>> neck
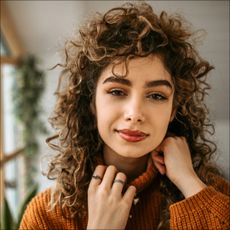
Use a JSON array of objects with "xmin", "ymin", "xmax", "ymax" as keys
[{"xmin": 103, "ymin": 149, "xmax": 149, "ymax": 181}]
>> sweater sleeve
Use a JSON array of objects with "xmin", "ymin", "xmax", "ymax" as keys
[{"xmin": 169, "ymin": 176, "xmax": 230, "ymax": 230}]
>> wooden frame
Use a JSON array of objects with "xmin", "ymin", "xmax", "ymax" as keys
[
  {"xmin": 0, "ymin": 148, "xmax": 25, "ymax": 168},
  {"xmin": 0, "ymin": 1, "xmax": 25, "ymax": 59},
  {"xmin": 0, "ymin": 62, "xmax": 3, "ymax": 206},
  {"xmin": 0, "ymin": 55, "xmax": 19, "ymax": 65},
  {"xmin": 0, "ymin": 1, "xmax": 25, "ymax": 206}
]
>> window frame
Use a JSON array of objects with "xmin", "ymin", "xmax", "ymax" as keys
[{"xmin": 0, "ymin": 1, "xmax": 25, "ymax": 207}]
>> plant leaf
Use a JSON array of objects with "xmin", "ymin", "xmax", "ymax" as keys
[
  {"xmin": 1, "ymin": 197, "xmax": 15, "ymax": 229},
  {"xmin": 15, "ymin": 183, "xmax": 39, "ymax": 229}
]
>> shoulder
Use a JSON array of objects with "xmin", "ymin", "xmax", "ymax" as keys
[
  {"xmin": 20, "ymin": 187, "xmax": 82, "ymax": 229},
  {"xmin": 27, "ymin": 187, "xmax": 52, "ymax": 212},
  {"xmin": 20, "ymin": 188, "xmax": 54, "ymax": 229},
  {"xmin": 206, "ymin": 172, "xmax": 230, "ymax": 196},
  {"xmin": 198, "ymin": 164, "xmax": 230, "ymax": 196}
]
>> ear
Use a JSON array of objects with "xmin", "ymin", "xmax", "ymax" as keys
[
  {"xmin": 170, "ymin": 108, "xmax": 176, "ymax": 122},
  {"xmin": 90, "ymin": 96, "xmax": 97, "ymax": 116}
]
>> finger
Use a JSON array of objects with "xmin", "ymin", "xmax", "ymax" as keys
[
  {"xmin": 111, "ymin": 172, "xmax": 127, "ymax": 196},
  {"xmin": 152, "ymin": 147, "xmax": 164, "ymax": 157},
  {"xmin": 123, "ymin": 185, "xmax": 136, "ymax": 208},
  {"xmin": 153, "ymin": 161, "xmax": 166, "ymax": 175},
  {"xmin": 154, "ymin": 145, "xmax": 162, "ymax": 153},
  {"xmin": 89, "ymin": 165, "xmax": 106, "ymax": 189},
  {"xmin": 100, "ymin": 165, "xmax": 117, "ymax": 190},
  {"xmin": 152, "ymin": 154, "xmax": 164, "ymax": 164}
]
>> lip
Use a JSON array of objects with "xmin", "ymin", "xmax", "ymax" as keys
[{"xmin": 116, "ymin": 129, "xmax": 148, "ymax": 142}]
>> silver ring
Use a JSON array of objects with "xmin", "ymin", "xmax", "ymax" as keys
[
  {"xmin": 113, "ymin": 179, "xmax": 125, "ymax": 185},
  {"xmin": 92, "ymin": 175, "xmax": 102, "ymax": 180}
]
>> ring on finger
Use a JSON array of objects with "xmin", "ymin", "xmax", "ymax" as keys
[
  {"xmin": 92, "ymin": 175, "xmax": 102, "ymax": 180},
  {"xmin": 113, "ymin": 179, "xmax": 125, "ymax": 185}
]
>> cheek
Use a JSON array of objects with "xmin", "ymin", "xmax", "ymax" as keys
[
  {"xmin": 151, "ymin": 108, "xmax": 173, "ymax": 133},
  {"xmin": 95, "ymin": 96, "xmax": 111, "ymax": 129},
  {"xmin": 95, "ymin": 90, "xmax": 118, "ymax": 118}
]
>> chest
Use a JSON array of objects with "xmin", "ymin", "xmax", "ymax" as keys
[{"xmin": 126, "ymin": 187, "xmax": 163, "ymax": 230}]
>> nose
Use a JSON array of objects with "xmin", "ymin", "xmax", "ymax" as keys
[{"xmin": 124, "ymin": 98, "xmax": 145, "ymax": 123}]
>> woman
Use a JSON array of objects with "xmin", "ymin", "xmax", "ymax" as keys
[{"xmin": 20, "ymin": 2, "xmax": 229, "ymax": 229}]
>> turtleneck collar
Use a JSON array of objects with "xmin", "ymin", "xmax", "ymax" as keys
[
  {"xmin": 129, "ymin": 158, "xmax": 158, "ymax": 193},
  {"xmin": 94, "ymin": 154, "xmax": 159, "ymax": 194}
]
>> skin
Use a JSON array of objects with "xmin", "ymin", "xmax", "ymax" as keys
[
  {"xmin": 95, "ymin": 55, "xmax": 175, "ymax": 178},
  {"xmin": 87, "ymin": 55, "xmax": 206, "ymax": 229}
]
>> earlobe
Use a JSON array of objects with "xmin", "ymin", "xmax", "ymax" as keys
[
  {"xmin": 90, "ymin": 101, "xmax": 98, "ymax": 129},
  {"xmin": 90, "ymin": 95, "xmax": 98, "ymax": 118},
  {"xmin": 90, "ymin": 102, "xmax": 96, "ymax": 115},
  {"xmin": 170, "ymin": 109, "xmax": 176, "ymax": 122}
]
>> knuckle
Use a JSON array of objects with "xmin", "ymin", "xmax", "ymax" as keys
[
  {"xmin": 116, "ymin": 172, "xmax": 126, "ymax": 180},
  {"xmin": 166, "ymin": 137, "xmax": 175, "ymax": 144},
  {"xmin": 168, "ymin": 137, "xmax": 174, "ymax": 141},
  {"xmin": 96, "ymin": 165, "xmax": 105, "ymax": 171},
  {"xmin": 99, "ymin": 187, "xmax": 109, "ymax": 197},
  {"xmin": 107, "ymin": 165, "xmax": 117, "ymax": 172}
]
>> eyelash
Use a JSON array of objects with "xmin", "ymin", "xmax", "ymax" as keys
[
  {"xmin": 108, "ymin": 89, "xmax": 127, "ymax": 96},
  {"xmin": 107, "ymin": 89, "xmax": 168, "ymax": 101},
  {"xmin": 147, "ymin": 93, "xmax": 167, "ymax": 101}
]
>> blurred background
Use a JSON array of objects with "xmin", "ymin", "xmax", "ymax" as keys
[{"xmin": 0, "ymin": 0, "xmax": 229, "ymax": 227}]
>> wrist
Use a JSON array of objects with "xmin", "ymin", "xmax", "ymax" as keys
[{"xmin": 176, "ymin": 172, "xmax": 207, "ymax": 198}]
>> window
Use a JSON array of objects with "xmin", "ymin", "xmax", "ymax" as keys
[
  {"xmin": 2, "ymin": 62, "xmax": 22, "ymax": 218},
  {"xmin": 1, "ymin": 1, "xmax": 25, "ymax": 218}
]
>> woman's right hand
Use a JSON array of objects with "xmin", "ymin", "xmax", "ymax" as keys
[{"xmin": 87, "ymin": 165, "xmax": 136, "ymax": 230}]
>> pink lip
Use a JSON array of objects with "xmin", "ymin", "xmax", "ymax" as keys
[{"xmin": 117, "ymin": 129, "xmax": 148, "ymax": 142}]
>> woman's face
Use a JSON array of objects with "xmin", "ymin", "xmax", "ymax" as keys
[{"xmin": 95, "ymin": 55, "xmax": 175, "ymax": 159}]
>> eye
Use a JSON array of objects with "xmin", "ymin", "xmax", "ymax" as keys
[
  {"xmin": 108, "ymin": 89, "xmax": 126, "ymax": 96},
  {"xmin": 147, "ymin": 93, "xmax": 167, "ymax": 101}
]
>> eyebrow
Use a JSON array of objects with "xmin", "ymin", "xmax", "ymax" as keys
[{"xmin": 103, "ymin": 76, "xmax": 173, "ymax": 89}]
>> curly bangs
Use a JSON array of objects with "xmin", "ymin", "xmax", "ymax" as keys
[{"xmin": 46, "ymin": 2, "xmax": 217, "ymax": 220}]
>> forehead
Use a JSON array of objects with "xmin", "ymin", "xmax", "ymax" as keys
[{"xmin": 99, "ymin": 55, "xmax": 173, "ymax": 84}]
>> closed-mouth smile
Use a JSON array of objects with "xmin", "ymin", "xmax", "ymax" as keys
[{"xmin": 116, "ymin": 129, "xmax": 149, "ymax": 142}]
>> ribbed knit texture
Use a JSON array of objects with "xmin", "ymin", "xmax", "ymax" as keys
[
  {"xmin": 20, "ymin": 165, "xmax": 230, "ymax": 230},
  {"xmin": 169, "ymin": 176, "xmax": 230, "ymax": 230}
]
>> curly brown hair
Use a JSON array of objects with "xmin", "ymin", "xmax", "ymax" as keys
[{"xmin": 46, "ymin": 2, "xmax": 221, "ymax": 228}]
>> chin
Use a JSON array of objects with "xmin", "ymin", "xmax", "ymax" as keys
[{"xmin": 117, "ymin": 150, "xmax": 149, "ymax": 159}]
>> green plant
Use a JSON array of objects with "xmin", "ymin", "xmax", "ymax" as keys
[
  {"xmin": 0, "ymin": 183, "xmax": 38, "ymax": 230},
  {"xmin": 12, "ymin": 55, "xmax": 48, "ymax": 188},
  {"xmin": 1, "ymin": 196, "xmax": 14, "ymax": 229}
]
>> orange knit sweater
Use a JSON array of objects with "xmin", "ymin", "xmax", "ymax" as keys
[{"xmin": 20, "ymin": 163, "xmax": 230, "ymax": 230}]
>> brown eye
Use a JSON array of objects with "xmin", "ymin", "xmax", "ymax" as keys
[
  {"xmin": 147, "ymin": 93, "xmax": 167, "ymax": 101},
  {"xmin": 109, "ymin": 89, "xmax": 126, "ymax": 96}
]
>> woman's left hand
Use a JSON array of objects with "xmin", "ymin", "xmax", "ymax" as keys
[{"xmin": 151, "ymin": 136, "xmax": 206, "ymax": 198}]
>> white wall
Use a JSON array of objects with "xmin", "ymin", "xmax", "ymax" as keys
[{"xmin": 213, "ymin": 121, "xmax": 229, "ymax": 180}]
